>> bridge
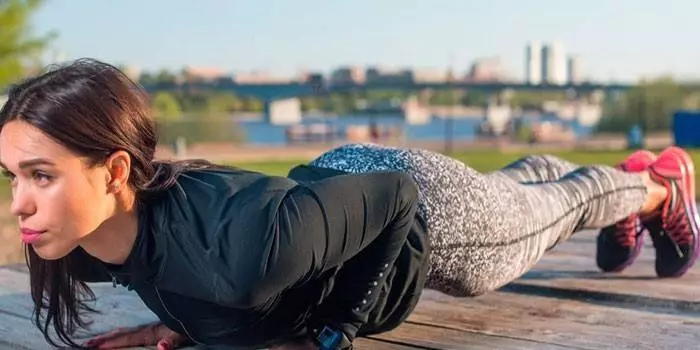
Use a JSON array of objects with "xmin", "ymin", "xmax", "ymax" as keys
[{"xmin": 141, "ymin": 80, "xmax": 639, "ymax": 101}]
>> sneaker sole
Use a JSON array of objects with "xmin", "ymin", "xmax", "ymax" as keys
[
  {"xmin": 653, "ymin": 147, "xmax": 700, "ymax": 277},
  {"xmin": 605, "ymin": 223, "xmax": 646, "ymax": 273}
]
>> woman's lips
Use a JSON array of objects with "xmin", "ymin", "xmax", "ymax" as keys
[{"xmin": 20, "ymin": 228, "xmax": 46, "ymax": 244}]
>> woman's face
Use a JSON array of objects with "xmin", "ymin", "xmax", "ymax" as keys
[{"xmin": 0, "ymin": 120, "xmax": 114, "ymax": 260}]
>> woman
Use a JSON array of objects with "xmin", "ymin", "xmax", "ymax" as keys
[{"xmin": 0, "ymin": 59, "xmax": 696, "ymax": 350}]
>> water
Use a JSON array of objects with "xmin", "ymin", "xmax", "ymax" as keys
[{"xmin": 236, "ymin": 114, "xmax": 594, "ymax": 145}]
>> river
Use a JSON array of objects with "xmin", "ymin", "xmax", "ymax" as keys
[{"xmin": 236, "ymin": 114, "xmax": 595, "ymax": 145}]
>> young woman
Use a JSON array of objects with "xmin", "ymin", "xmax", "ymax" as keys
[{"xmin": 0, "ymin": 59, "xmax": 697, "ymax": 350}]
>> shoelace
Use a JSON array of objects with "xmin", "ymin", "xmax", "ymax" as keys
[
  {"xmin": 661, "ymin": 180, "xmax": 691, "ymax": 257},
  {"xmin": 614, "ymin": 216, "xmax": 640, "ymax": 247}
]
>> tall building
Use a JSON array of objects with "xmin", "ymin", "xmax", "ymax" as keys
[
  {"xmin": 567, "ymin": 56, "xmax": 582, "ymax": 84},
  {"xmin": 541, "ymin": 42, "xmax": 567, "ymax": 85},
  {"xmin": 525, "ymin": 42, "xmax": 542, "ymax": 84}
]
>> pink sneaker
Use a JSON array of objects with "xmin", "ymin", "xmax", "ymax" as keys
[
  {"xmin": 643, "ymin": 146, "xmax": 699, "ymax": 277},
  {"xmin": 596, "ymin": 150, "xmax": 657, "ymax": 272}
]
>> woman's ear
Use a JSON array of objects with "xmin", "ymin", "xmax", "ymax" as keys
[{"xmin": 104, "ymin": 150, "xmax": 132, "ymax": 193}]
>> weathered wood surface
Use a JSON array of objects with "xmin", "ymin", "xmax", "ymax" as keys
[{"xmin": 2, "ymin": 230, "xmax": 699, "ymax": 349}]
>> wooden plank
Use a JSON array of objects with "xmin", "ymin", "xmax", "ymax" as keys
[
  {"xmin": 515, "ymin": 231, "xmax": 700, "ymax": 304},
  {"xmin": 404, "ymin": 289, "xmax": 700, "ymax": 350},
  {"xmin": 368, "ymin": 321, "xmax": 573, "ymax": 350},
  {"xmin": 354, "ymin": 337, "xmax": 425, "ymax": 349}
]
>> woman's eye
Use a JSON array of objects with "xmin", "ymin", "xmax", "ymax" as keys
[{"xmin": 32, "ymin": 171, "xmax": 52, "ymax": 185}]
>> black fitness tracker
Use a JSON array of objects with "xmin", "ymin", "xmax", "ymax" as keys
[{"xmin": 311, "ymin": 325, "xmax": 353, "ymax": 350}]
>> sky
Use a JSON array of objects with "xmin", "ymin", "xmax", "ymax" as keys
[{"xmin": 32, "ymin": 0, "xmax": 700, "ymax": 83}]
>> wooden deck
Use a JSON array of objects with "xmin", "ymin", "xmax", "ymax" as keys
[{"xmin": 2, "ymin": 230, "xmax": 699, "ymax": 349}]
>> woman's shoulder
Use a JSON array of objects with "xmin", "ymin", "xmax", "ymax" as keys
[
  {"xmin": 174, "ymin": 165, "xmax": 298, "ymax": 197},
  {"xmin": 152, "ymin": 165, "xmax": 300, "ymax": 226}
]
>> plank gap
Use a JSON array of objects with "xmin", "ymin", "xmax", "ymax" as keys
[{"xmin": 501, "ymin": 282, "xmax": 700, "ymax": 317}]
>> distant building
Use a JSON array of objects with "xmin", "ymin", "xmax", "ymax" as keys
[
  {"xmin": 467, "ymin": 57, "xmax": 504, "ymax": 82},
  {"xmin": 182, "ymin": 66, "xmax": 229, "ymax": 83},
  {"xmin": 525, "ymin": 42, "xmax": 542, "ymax": 84},
  {"xmin": 409, "ymin": 68, "xmax": 448, "ymax": 83},
  {"xmin": 567, "ymin": 55, "xmax": 583, "ymax": 84},
  {"xmin": 233, "ymin": 71, "xmax": 293, "ymax": 84},
  {"xmin": 541, "ymin": 43, "xmax": 567, "ymax": 85},
  {"xmin": 296, "ymin": 69, "xmax": 324, "ymax": 84},
  {"xmin": 330, "ymin": 66, "xmax": 366, "ymax": 85},
  {"xmin": 302, "ymin": 72, "xmax": 326, "ymax": 87},
  {"xmin": 365, "ymin": 66, "xmax": 412, "ymax": 84}
]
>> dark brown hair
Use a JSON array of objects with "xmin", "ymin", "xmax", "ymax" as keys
[{"xmin": 0, "ymin": 58, "xmax": 217, "ymax": 347}]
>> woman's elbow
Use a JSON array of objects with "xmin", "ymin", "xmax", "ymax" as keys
[{"xmin": 396, "ymin": 172, "xmax": 419, "ymax": 209}]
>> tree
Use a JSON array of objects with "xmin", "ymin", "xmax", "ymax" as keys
[
  {"xmin": 429, "ymin": 90, "xmax": 458, "ymax": 106},
  {"xmin": 0, "ymin": 0, "xmax": 56, "ymax": 89},
  {"xmin": 462, "ymin": 90, "xmax": 487, "ymax": 106},
  {"xmin": 241, "ymin": 97, "xmax": 264, "ymax": 112},
  {"xmin": 324, "ymin": 93, "xmax": 353, "ymax": 114},
  {"xmin": 206, "ymin": 92, "xmax": 242, "ymax": 114},
  {"xmin": 509, "ymin": 91, "xmax": 566, "ymax": 109},
  {"xmin": 300, "ymin": 96, "xmax": 322, "ymax": 112},
  {"xmin": 151, "ymin": 92, "xmax": 182, "ymax": 121},
  {"xmin": 141, "ymin": 69, "xmax": 178, "ymax": 85},
  {"xmin": 682, "ymin": 91, "xmax": 700, "ymax": 110},
  {"xmin": 598, "ymin": 77, "xmax": 686, "ymax": 133},
  {"xmin": 365, "ymin": 89, "xmax": 406, "ymax": 103}
]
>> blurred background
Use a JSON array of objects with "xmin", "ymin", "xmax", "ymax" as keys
[{"xmin": 1, "ymin": 0, "xmax": 700, "ymax": 265}]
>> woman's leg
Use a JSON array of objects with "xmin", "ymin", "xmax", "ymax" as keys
[
  {"xmin": 308, "ymin": 144, "xmax": 653, "ymax": 297},
  {"xmin": 487, "ymin": 154, "xmax": 579, "ymax": 183}
]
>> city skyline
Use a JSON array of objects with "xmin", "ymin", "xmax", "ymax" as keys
[
  {"xmin": 134, "ymin": 44, "xmax": 585, "ymax": 86},
  {"xmin": 32, "ymin": 0, "xmax": 700, "ymax": 83}
]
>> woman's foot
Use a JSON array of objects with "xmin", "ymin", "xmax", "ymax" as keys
[
  {"xmin": 642, "ymin": 146, "xmax": 700, "ymax": 278},
  {"xmin": 596, "ymin": 150, "xmax": 657, "ymax": 272}
]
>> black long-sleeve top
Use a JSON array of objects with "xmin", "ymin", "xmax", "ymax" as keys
[{"xmin": 70, "ymin": 164, "xmax": 430, "ymax": 348}]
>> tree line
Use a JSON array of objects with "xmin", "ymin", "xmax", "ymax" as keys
[{"xmin": 597, "ymin": 77, "xmax": 700, "ymax": 133}]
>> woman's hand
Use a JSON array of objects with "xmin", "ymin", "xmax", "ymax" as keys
[{"xmin": 83, "ymin": 322, "xmax": 188, "ymax": 349}]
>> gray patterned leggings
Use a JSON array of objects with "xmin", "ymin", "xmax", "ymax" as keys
[{"xmin": 308, "ymin": 144, "xmax": 648, "ymax": 297}]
